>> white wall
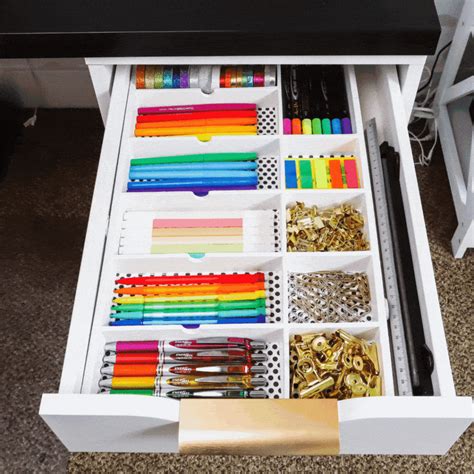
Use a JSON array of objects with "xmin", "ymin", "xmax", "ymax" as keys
[
  {"xmin": 0, "ymin": 58, "xmax": 97, "ymax": 108},
  {"xmin": 0, "ymin": 1, "xmax": 466, "ymax": 108}
]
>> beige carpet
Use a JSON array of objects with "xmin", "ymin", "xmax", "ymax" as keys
[{"xmin": 0, "ymin": 110, "xmax": 471, "ymax": 473}]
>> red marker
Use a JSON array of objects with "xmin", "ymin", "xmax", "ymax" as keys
[{"xmin": 115, "ymin": 273, "xmax": 265, "ymax": 286}]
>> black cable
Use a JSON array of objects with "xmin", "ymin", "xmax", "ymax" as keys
[{"xmin": 418, "ymin": 41, "xmax": 452, "ymax": 93}]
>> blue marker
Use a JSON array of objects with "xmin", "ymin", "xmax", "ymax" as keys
[
  {"xmin": 110, "ymin": 308, "xmax": 266, "ymax": 320},
  {"xmin": 109, "ymin": 315, "xmax": 266, "ymax": 326},
  {"xmin": 129, "ymin": 169, "xmax": 257, "ymax": 180},
  {"xmin": 127, "ymin": 177, "xmax": 258, "ymax": 190},
  {"xmin": 331, "ymin": 118, "xmax": 342, "ymax": 134}
]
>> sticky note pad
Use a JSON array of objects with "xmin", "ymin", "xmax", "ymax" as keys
[
  {"xmin": 298, "ymin": 160, "xmax": 313, "ymax": 189},
  {"xmin": 285, "ymin": 160, "xmax": 298, "ymax": 189},
  {"xmin": 329, "ymin": 159, "xmax": 344, "ymax": 188},
  {"xmin": 313, "ymin": 159, "xmax": 329, "ymax": 189},
  {"xmin": 344, "ymin": 159, "xmax": 359, "ymax": 188}
]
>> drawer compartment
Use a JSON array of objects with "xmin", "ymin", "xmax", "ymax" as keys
[{"xmin": 40, "ymin": 63, "xmax": 472, "ymax": 455}]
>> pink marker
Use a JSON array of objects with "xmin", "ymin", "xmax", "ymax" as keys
[
  {"xmin": 283, "ymin": 118, "xmax": 292, "ymax": 135},
  {"xmin": 138, "ymin": 103, "xmax": 257, "ymax": 115}
]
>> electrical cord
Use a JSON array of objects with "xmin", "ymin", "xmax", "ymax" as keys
[{"xmin": 417, "ymin": 41, "xmax": 452, "ymax": 93}]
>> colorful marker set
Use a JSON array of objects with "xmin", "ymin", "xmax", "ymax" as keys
[
  {"xmin": 136, "ymin": 65, "xmax": 277, "ymax": 91},
  {"xmin": 110, "ymin": 273, "xmax": 268, "ymax": 326},
  {"xmin": 285, "ymin": 157, "xmax": 360, "ymax": 189},
  {"xmin": 119, "ymin": 210, "xmax": 276, "ymax": 255},
  {"xmin": 99, "ymin": 337, "xmax": 269, "ymax": 398},
  {"xmin": 134, "ymin": 103, "xmax": 258, "ymax": 138},
  {"xmin": 127, "ymin": 152, "xmax": 259, "ymax": 193},
  {"xmin": 282, "ymin": 65, "xmax": 352, "ymax": 135}
]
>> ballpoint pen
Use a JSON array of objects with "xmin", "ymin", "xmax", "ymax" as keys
[
  {"xmin": 102, "ymin": 349, "xmax": 267, "ymax": 365},
  {"xmin": 100, "ymin": 388, "xmax": 267, "ymax": 398},
  {"xmin": 100, "ymin": 363, "xmax": 267, "ymax": 377},
  {"xmin": 98, "ymin": 374, "xmax": 267, "ymax": 390}
]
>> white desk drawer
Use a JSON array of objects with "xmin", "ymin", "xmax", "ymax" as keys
[{"xmin": 40, "ymin": 64, "xmax": 472, "ymax": 455}]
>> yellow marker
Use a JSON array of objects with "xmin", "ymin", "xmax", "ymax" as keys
[{"xmin": 135, "ymin": 125, "xmax": 257, "ymax": 137}]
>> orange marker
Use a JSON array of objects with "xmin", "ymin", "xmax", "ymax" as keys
[
  {"xmin": 135, "ymin": 117, "xmax": 257, "ymax": 129},
  {"xmin": 114, "ymin": 281, "xmax": 266, "ymax": 296},
  {"xmin": 291, "ymin": 118, "xmax": 302, "ymax": 134},
  {"xmin": 134, "ymin": 125, "xmax": 257, "ymax": 137}
]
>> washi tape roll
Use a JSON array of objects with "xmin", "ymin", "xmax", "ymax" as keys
[
  {"xmin": 224, "ymin": 67, "xmax": 233, "ymax": 88},
  {"xmin": 145, "ymin": 66, "xmax": 155, "ymax": 89},
  {"xmin": 173, "ymin": 68, "xmax": 181, "ymax": 88},
  {"xmin": 211, "ymin": 65, "xmax": 221, "ymax": 91},
  {"xmin": 235, "ymin": 66, "xmax": 243, "ymax": 87},
  {"xmin": 180, "ymin": 66, "xmax": 189, "ymax": 88},
  {"xmin": 253, "ymin": 67, "xmax": 264, "ymax": 87},
  {"xmin": 199, "ymin": 65, "xmax": 213, "ymax": 93},
  {"xmin": 230, "ymin": 67, "xmax": 238, "ymax": 88},
  {"xmin": 136, "ymin": 65, "xmax": 145, "ymax": 89},
  {"xmin": 264, "ymin": 65, "xmax": 277, "ymax": 86},
  {"xmin": 189, "ymin": 66, "xmax": 200, "ymax": 88},
  {"xmin": 163, "ymin": 67, "xmax": 173, "ymax": 88},
  {"xmin": 154, "ymin": 66, "xmax": 164, "ymax": 89}
]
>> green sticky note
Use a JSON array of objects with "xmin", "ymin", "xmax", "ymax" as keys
[
  {"xmin": 313, "ymin": 159, "xmax": 329, "ymax": 189},
  {"xmin": 299, "ymin": 160, "xmax": 313, "ymax": 189},
  {"xmin": 312, "ymin": 118, "xmax": 322, "ymax": 134}
]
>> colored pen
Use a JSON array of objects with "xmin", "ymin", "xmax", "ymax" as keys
[
  {"xmin": 113, "ymin": 290, "xmax": 267, "ymax": 305},
  {"xmin": 103, "ymin": 349, "xmax": 267, "ymax": 365},
  {"xmin": 136, "ymin": 117, "xmax": 257, "ymax": 128},
  {"xmin": 130, "ymin": 162, "xmax": 258, "ymax": 172},
  {"xmin": 99, "ymin": 374, "xmax": 267, "ymax": 390},
  {"xmin": 105, "ymin": 337, "xmax": 266, "ymax": 353},
  {"xmin": 115, "ymin": 273, "xmax": 265, "ymax": 286},
  {"xmin": 130, "ymin": 153, "xmax": 257, "ymax": 166},
  {"xmin": 128, "ymin": 170, "xmax": 257, "ymax": 180},
  {"xmin": 110, "ymin": 308, "xmax": 266, "ymax": 320},
  {"xmin": 109, "ymin": 315, "xmax": 266, "ymax": 326},
  {"xmin": 100, "ymin": 388, "xmax": 267, "ymax": 398},
  {"xmin": 114, "ymin": 281, "xmax": 265, "ymax": 296},
  {"xmin": 137, "ymin": 110, "xmax": 257, "ymax": 122},
  {"xmin": 127, "ymin": 184, "xmax": 257, "ymax": 193},
  {"xmin": 138, "ymin": 104, "xmax": 257, "ymax": 114},
  {"xmin": 112, "ymin": 299, "xmax": 267, "ymax": 313},
  {"xmin": 100, "ymin": 363, "xmax": 266, "ymax": 377},
  {"xmin": 126, "ymin": 177, "xmax": 258, "ymax": 188},
  {"xmin": 134, "ymin": 125, "xmax": 257, "ymax": 137}
]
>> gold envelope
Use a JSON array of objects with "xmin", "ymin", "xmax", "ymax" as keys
[{"xmin": 179, "ymin": 399, "xmax": 339, "ymax": 455}]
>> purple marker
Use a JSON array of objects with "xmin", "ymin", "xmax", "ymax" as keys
[{"xmin": 342, "ymin": 118, "xmax": 352, "ymax": 134}]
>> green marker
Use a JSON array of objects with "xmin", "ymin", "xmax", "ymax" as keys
[
  {"xmin": 104, "ymin": 389, "xmax": 154, "ymax": 396},
  {"xmin": 131, "ymin": 152, "xmax": 258, "ymax": 166},
  {"xmin": 322, "ymin": 118, "xmax": 332, "ymax": 134},
  {"xmin": 312, "ymin": 118, "xmax": 322, "ymax": 134}
]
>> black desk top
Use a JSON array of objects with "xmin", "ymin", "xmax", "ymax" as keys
[{"xmin": 0, "ymin": 0, "xmax": 440, "ymax": 58}]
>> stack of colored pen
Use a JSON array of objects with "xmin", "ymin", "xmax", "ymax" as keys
[
  {"xmin": 282, "ymin": 65, "xmax": 352, "ymax": 135},
  {"xmin": 285, "ymin": 157, "xmax": 360, "ymax": 189},
  {"xmin": 127, "ymin": 152, "xmax": 259, "ymax": 193},
  {"xmin": 119, "ymin": 210, "xmax": 276, "ymax": 255},
  {"xmin": 134, "ymin": 103, "xmax": 258, "ymax": 138},
  {"xmin": 99, "ymin": 337, "xmax": 269, "ymax": 399},
  {"xmin": 110, "ymin": 273, "xmax": 268, "ymax": 326},
  {"xmin": 136, "ymin": 65, "xmax": 277, "ymax": 90}
]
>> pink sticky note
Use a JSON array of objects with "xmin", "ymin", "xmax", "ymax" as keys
[
  {"xmin": 153, "ymin": 218, "xmax": 243, "ymax": 228},
  {"xmin": 344, "ymin": 160, "xmax": 359, "ymax": 188}
]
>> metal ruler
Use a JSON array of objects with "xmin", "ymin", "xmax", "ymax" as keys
[{"xmin": 365, "ymin": 118, "xmax": 413, "ymax": 396}]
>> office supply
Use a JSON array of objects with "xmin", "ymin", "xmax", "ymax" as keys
[
  {"xmin": 134, "ymin": 125, "xmax": 257, "ymax": 137},
  {"xmin": 115, "ymin": 273, "xmax": 265, "ymax": 286},
  {"xmin": 283, "ymin": 118, "xmax": 291, "ymax": 134},
  {"xmin": 130, "ymin": 162, "xmax": 257, "ymax": 172},
  {"xmin": 127, "ymin": 184, "xmax": 257, "ymax": 193},
  {"xmin": 281, "ymin": 65, "xmax": 352, "ymax": 135},
  {"xmin": 284, "ymin": 157, "xmax": 360, "ymax": 189},
  {"xmin": 130, "ymin": 152, "xmax": 257, "ymax": 166},
  {"xmin": 104, "ymin": 337, "xmax": 266, "ymax": 353},
  {"xmin": 138, "ymin": 104, "xmax": 256, "ymax": 115},
  {"xmin": 136, "ymin": 117, "xmax": 257, "ymax": 128},
  {"xmin": 109, "ymin": 315, "xmax": 266, "ymax": 326},
  {"xmin": 290, "ymin": 330, "xmax": 381, "ymax": 399},
  {"xmin": 99, "ymin": 374, "xmax": 267, "ymax": 390},
  {"xmin": 128, "ymin": 169, "xmax": 257, "ymax": 180},
  {"xmin": 100, "ymin": 363, "xmax": 266, "ymax": 377},
  {"xmin": 103, "ymin": 349, "xmax": 267, "ymax": 365},
  {"xmin": 366, "ymin": 118, "xmax": 412, "ymax": 395},
  {"xmin": 286, "ymin": 202, "xmax": 369, "ymax": 252},
  {"xmin": 100, "ymin": 389, "xmax": 267, "ymax": 399},
  {"xmin": 288, "ymin": 271, "xmax": 372, "ymax": 323},
  {"xmin": 137, "ymin": 110, "xmax": 257, "ymax": 123}
]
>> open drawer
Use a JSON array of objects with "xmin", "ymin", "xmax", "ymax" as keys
[{"xmin": 40, "ymin": 63, "xmax": 472, "ymax": 455}]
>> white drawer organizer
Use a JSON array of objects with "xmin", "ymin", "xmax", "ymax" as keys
[{"xmin": 40, "ymin": 62, "xmax": 472, "ymax": 455}]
